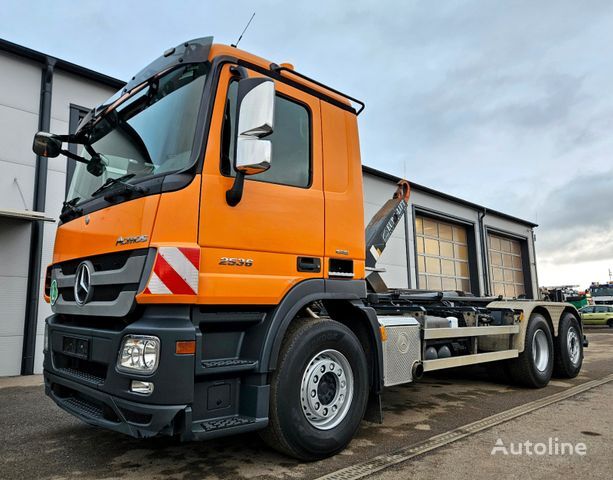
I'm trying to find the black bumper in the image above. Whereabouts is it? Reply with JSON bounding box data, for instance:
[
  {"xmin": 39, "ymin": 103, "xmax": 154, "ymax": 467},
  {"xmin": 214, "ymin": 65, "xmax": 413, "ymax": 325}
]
[
  {"xmin": 43, "ymin": 306, "xmax": 270, "ymax": 441},
  {"xmin": 44, "ymin": 371, "xmax": 190, "ymax": 438},
  {"xmin": 43, "ymin": 307, "xmax": 197, "ymax": 439}
]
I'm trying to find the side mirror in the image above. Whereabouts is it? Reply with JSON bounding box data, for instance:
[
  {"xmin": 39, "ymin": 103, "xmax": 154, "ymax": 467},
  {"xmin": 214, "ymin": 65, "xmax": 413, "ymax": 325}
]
[
  {"xmin": 235, "ymin": 77, "xmax": 274, "ymax": 174},
  {"xmin": 32, "ymin": 132, "xmax": 62, "ymax": 158},
  {"xmin": 226, "ymin": 77, "xmax": 275, "ymax": 206}
]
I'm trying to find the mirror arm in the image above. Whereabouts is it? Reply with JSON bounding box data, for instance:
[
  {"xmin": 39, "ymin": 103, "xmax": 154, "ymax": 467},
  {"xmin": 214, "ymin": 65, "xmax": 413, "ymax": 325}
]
[
  {"xmin": 225, "ymin": 171, "xmax": 246, "ymax": 207},
  {"xmin": 60, "ymin": 148, "xmax": 90, "ymax": 165},
  {"xmin": 230, "ymin": 65, "xmax": 248, "ymax": 79}
]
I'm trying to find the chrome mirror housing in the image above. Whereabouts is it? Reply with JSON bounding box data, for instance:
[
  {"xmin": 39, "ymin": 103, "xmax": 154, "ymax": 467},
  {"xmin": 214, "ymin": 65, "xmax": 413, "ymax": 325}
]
[{"xmin": 235, "ymin": 78, "xmax": 275, "ymax": 175}]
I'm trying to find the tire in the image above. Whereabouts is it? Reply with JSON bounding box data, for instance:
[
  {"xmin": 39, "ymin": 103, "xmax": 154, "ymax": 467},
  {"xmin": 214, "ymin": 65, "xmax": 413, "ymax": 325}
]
[
  {"xmin": 553, "ymin": 313, "xmax": 583, "ymax": 378},
  {"xmin": 607, "ymin": 319, "xmax": 613, "ymax": 328},
  {"xmin": 259, "ymin": 319, "xmax": 369, "ymax": 460},
  {"xmin": 508, "ymin": 313, "xmax": 553, "ymax": 388}
]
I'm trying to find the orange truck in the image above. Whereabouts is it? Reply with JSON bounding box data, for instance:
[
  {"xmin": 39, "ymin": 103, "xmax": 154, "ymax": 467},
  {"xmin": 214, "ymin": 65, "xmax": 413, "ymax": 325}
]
[{"xmin": 34, "ymin": 37, "xmax": 587, "ymax": 460}]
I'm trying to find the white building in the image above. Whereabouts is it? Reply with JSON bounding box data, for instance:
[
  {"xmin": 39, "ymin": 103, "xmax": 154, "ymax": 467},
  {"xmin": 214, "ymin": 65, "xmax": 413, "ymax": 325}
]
[{"xmin": 0, "ymin": 38, "xmax": 538, "ymax": 377}]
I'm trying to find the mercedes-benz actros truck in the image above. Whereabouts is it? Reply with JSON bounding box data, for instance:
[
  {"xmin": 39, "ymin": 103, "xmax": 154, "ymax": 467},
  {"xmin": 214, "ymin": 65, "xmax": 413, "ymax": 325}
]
[{"xmin": 34, "ymin": 37, "xmax": 587, "ymax": 460}]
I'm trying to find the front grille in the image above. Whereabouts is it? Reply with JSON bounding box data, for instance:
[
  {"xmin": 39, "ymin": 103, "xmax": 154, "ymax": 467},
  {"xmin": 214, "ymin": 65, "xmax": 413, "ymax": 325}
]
[
  {"xmin": 60, "ymin": 283, "xmax": 140, "ymax": 303},
  {"xmin": 56, "ymin": 367, "xmax": 105, "ymax": 385},
  {"xmin": 60, "ymin": 249, "xmax": 147, "ymax": 276},
  {"xmin": 53, "ymin": 352, "xmax": 107, "ymax": 384},
  {"xmin": 51, "ymin": 248, "xmax": 152, "ymax": 317}
]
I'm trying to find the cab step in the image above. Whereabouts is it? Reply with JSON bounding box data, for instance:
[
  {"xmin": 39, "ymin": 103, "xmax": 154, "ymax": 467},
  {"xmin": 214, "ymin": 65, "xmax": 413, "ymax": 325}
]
[
  {"xmin": 200, "ymin": 359, "xmax": 258, "ymax": 375},
  {"xmin": 191, "ymin": 415, "xmax": 267, "ymax": 440}
]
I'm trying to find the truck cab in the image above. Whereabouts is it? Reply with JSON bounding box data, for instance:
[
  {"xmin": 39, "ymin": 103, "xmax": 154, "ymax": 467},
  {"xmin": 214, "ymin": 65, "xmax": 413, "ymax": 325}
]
[
  {"xmin": 36, "ymin": 37, "xmax": 586, "ymax": 460},
  {"xmin": 39, "ymin": 37, "xmax": 368, "ymax": 451}
]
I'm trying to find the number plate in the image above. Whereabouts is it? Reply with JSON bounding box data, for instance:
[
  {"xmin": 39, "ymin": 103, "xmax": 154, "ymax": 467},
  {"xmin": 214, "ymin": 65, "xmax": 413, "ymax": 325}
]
[{"xmin": 62, "ymin": 335, "xmax": 90, "ymax": 359}]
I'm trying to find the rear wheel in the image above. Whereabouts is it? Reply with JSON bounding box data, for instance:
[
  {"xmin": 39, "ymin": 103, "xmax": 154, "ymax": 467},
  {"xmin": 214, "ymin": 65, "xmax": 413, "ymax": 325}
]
[
  {"xmin": 553, "ymin": 313, "xmax": 583, "ymax": 378},
  {"xmin": 259, "ymin": 319, "xmax": 369, "ymax": 460},
  {"xmin": 607, "ymin": 319, "xmax": 613, "ymax": 328},
  {"xmin": 508, "ymin": 314, "xmax": 553, "ymax": 388}
]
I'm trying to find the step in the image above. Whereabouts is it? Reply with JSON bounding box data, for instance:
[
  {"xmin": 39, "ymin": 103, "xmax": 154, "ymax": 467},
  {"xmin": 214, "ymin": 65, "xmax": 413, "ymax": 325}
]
[
  {"xmin": 191, "ymin": 415, "xmax": 267, "ymax": 440},
  {"xmin": 200, "ymin": 359, "xmax": 258, "ymax": 375}
]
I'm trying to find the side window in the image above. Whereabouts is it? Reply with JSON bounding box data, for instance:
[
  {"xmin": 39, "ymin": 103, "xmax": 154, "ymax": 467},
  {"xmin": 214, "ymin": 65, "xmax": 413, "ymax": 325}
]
[
  {"xmin": 582, "ymin": 306, "xmax": 594, "ymax": 313},
  {"xmin": 220, "ymin": 78, "xmax": 311, "ymax": 188},
  {"xmin": 595, "ymin": 306, "xmax": 607, "ymax": 313}
]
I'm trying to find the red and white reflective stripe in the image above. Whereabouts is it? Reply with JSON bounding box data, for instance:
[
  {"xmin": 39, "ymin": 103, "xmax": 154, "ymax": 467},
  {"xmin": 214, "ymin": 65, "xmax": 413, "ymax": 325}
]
[{"xmin": 144, "ymin": 247, "xmax": 200, "ymax": 295}]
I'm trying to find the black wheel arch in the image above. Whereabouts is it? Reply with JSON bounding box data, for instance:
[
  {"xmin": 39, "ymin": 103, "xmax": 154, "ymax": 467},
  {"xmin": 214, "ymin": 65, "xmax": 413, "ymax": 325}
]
[
  {"xmin": 530, "ymin": 306, "xmax": 555, "ymax": 336},
  {"xmin": 259, "ymin": 279, "xmax": 384, "ymax": 394}
]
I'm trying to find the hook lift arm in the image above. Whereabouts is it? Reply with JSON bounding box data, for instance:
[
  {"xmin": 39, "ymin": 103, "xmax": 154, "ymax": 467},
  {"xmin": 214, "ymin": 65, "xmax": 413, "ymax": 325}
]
[{"xmin": 364, "ymin": 180, "xmax": 410, "ymax": 293}]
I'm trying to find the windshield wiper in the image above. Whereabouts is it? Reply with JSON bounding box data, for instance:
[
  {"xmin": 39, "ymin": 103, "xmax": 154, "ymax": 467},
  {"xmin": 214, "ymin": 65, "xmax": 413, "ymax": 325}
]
[
  {"xmin": 91, "ymin": 173, "xmax": 148, "ymax": 199},
  {"xmin": 60, "ymin": 197, "xmax": 82, "ymax": 222},
  {"xmin": 91, "ymin": 173, "xmax": 137, "ymax": 197}
]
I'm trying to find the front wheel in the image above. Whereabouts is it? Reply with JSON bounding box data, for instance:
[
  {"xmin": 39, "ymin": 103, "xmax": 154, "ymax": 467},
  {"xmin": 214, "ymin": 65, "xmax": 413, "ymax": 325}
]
[
  {"xmin": 259, "ymin": 319, "xmax": 369, "ymax": 460},
  {"xmin": 508, "ymin": 313, "xmax": 553, "ymax": 388}
]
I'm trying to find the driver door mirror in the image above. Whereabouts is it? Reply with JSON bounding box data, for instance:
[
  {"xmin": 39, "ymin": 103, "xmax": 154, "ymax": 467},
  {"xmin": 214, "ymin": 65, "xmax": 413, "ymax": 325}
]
[
  {"xmin": 226, "ymin": 77, "xmax": 275, "ymax": 206},
  {"xmin": 235, "ymin": 77, "xmax": 274, "ymax": 174},
  {"xmin": 32, "ymin": 132, "xmax": 62, "ymax": 158}
]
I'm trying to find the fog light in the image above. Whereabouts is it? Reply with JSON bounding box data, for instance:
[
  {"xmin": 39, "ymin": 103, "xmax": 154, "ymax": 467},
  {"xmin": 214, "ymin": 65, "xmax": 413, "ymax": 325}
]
[
  {"xmin": 117, "ymin": 335, "xmax": 160, "ymax": 374},
  {"xmin": 131, "ymin": 380, "xmax": 154, "ymax": 395}
]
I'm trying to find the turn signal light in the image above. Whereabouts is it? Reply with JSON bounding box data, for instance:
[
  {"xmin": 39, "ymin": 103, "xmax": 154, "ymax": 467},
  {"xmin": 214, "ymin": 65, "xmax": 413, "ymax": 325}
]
[
  {"xmin": 176, "ymin": 340, "xmax": 196, "ymax": 355},
  {"xmin": 379, "ymin": 325, "xmax": 388, "ymax": 342}
]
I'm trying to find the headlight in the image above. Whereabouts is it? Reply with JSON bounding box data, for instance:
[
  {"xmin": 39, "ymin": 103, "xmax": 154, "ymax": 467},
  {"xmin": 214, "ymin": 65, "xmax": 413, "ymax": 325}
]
[{"xmin": 117, "ymin": 335, "xmax": 160, "ymax": 374}]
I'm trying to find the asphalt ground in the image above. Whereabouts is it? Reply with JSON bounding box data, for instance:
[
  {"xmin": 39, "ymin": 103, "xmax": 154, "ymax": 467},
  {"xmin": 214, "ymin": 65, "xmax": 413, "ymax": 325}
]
[{"xmin": 1, "ymin": 326, "xmax": 611, "ymax": 480}]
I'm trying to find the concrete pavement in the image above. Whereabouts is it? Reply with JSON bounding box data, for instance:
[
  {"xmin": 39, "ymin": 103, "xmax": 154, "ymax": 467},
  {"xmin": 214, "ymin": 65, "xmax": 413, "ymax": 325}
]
[{"xmin": 0, "ymin": 327, "xmax": 611, "ymax": 479}]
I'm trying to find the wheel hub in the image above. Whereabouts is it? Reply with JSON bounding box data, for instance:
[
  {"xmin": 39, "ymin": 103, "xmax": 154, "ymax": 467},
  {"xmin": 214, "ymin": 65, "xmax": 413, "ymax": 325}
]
[
  {"xmin": 532, "ymin": 329, "xmax": 550, "ymax": 372},
  {"xmin": 567, "ymin": 327, "xmax": 580, "ymax": 366},
  {"xmin": 317, "ymin": 372, "xmax": 337, "ymax": 405},
  {"xmin": 300, "ymin": 349, "xmax": 354, "ymax": 430}
]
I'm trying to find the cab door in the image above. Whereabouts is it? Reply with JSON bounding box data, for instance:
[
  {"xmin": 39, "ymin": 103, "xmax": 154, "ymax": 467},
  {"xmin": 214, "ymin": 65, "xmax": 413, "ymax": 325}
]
[
  {"xmin": 581, "ymin": 306, "xmax": 595, "ymax": 325},
  {"xmin": 198, "ymin": 64, "xmax": 324, "ymax": 305}
]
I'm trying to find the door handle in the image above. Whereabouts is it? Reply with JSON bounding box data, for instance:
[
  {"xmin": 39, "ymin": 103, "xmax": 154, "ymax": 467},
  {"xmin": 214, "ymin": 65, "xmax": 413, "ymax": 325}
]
[{"xmin": 297, "ymin": 257, "xmax": 321, "ymax": 273}]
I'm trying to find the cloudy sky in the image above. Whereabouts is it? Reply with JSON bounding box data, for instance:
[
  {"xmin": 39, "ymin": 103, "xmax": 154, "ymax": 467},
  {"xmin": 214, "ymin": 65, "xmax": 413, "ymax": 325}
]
[{"xmin": 4, "ymin": 0, "xmax": 613, "ymax": 289}]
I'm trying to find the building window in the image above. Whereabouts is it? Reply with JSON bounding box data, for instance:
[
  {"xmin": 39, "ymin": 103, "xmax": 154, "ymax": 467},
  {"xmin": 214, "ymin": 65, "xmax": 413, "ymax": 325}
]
[
  {"xmin": 415, "ymin": 216, "xmax": 471, "ymax": 292},
  {"xmin": 221, "ymin": 81, "xmax": 311, "ymax": 188},
  {"xmin": 488, "ymin": 233, "xmax": 525, "ymax": 298}
]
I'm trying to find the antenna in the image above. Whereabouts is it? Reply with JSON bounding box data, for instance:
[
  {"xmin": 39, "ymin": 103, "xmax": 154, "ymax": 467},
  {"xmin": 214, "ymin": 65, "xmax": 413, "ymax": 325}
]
[{"xmin": 232, "ymin": 12, "xmax": 256, "ymax": 48}]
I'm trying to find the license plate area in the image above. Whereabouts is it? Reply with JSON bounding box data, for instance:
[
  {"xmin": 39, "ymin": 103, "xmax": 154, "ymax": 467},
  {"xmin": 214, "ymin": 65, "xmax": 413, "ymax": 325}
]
[{"xmin": 62, "ymin": 335, "xmax": 90, "ymax": 359}]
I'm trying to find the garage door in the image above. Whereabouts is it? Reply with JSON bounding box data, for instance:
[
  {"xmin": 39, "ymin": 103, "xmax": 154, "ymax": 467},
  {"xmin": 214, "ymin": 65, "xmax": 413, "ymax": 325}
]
[
  {"xmin": 488, "ymin": 233, "xmax": 525, "ymax": 298},
  {"xmin": 415, "ymin": 216, "xmax": 471, "ymax": 292}
]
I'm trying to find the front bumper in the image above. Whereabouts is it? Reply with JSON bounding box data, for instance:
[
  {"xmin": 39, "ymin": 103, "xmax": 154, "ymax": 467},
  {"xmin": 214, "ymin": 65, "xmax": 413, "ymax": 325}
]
[
  {"xmin": 44, "ymin": 371, "xmax": 190, "ymax": 438},
  {"xmin": 43, "ymin": 307, "xmax": 196, "ymax": 439}
]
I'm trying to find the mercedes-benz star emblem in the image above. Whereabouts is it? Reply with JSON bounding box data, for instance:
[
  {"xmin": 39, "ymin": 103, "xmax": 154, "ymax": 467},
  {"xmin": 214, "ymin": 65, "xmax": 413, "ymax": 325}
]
[{"xmin": 74, "ymin": 262, "xmax": 93, "ymax": 306}]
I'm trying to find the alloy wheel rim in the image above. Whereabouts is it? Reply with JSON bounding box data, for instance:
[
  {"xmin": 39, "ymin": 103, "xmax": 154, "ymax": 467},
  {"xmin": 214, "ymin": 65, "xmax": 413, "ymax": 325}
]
[
  {"xmin": 300, "ymin": 349, "xmax": 354, "ymax": 430},
  {"xmin": 532, "ymin": 329, "xmax": 550, "ymax": 372},
  {"xmin": 567, "ymin": 327, "xmax": 581, "ymax": 366}
]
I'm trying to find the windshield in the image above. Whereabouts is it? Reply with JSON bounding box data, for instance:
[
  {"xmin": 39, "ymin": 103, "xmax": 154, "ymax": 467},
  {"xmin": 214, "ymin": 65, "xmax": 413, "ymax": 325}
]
[
  {"xmin": 591, "ymin": 286, "xmax": 613, "ymax": 297},
  {"xmin": 66, "ymin": 62, "xmax": 208, "ymax": 203}
]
